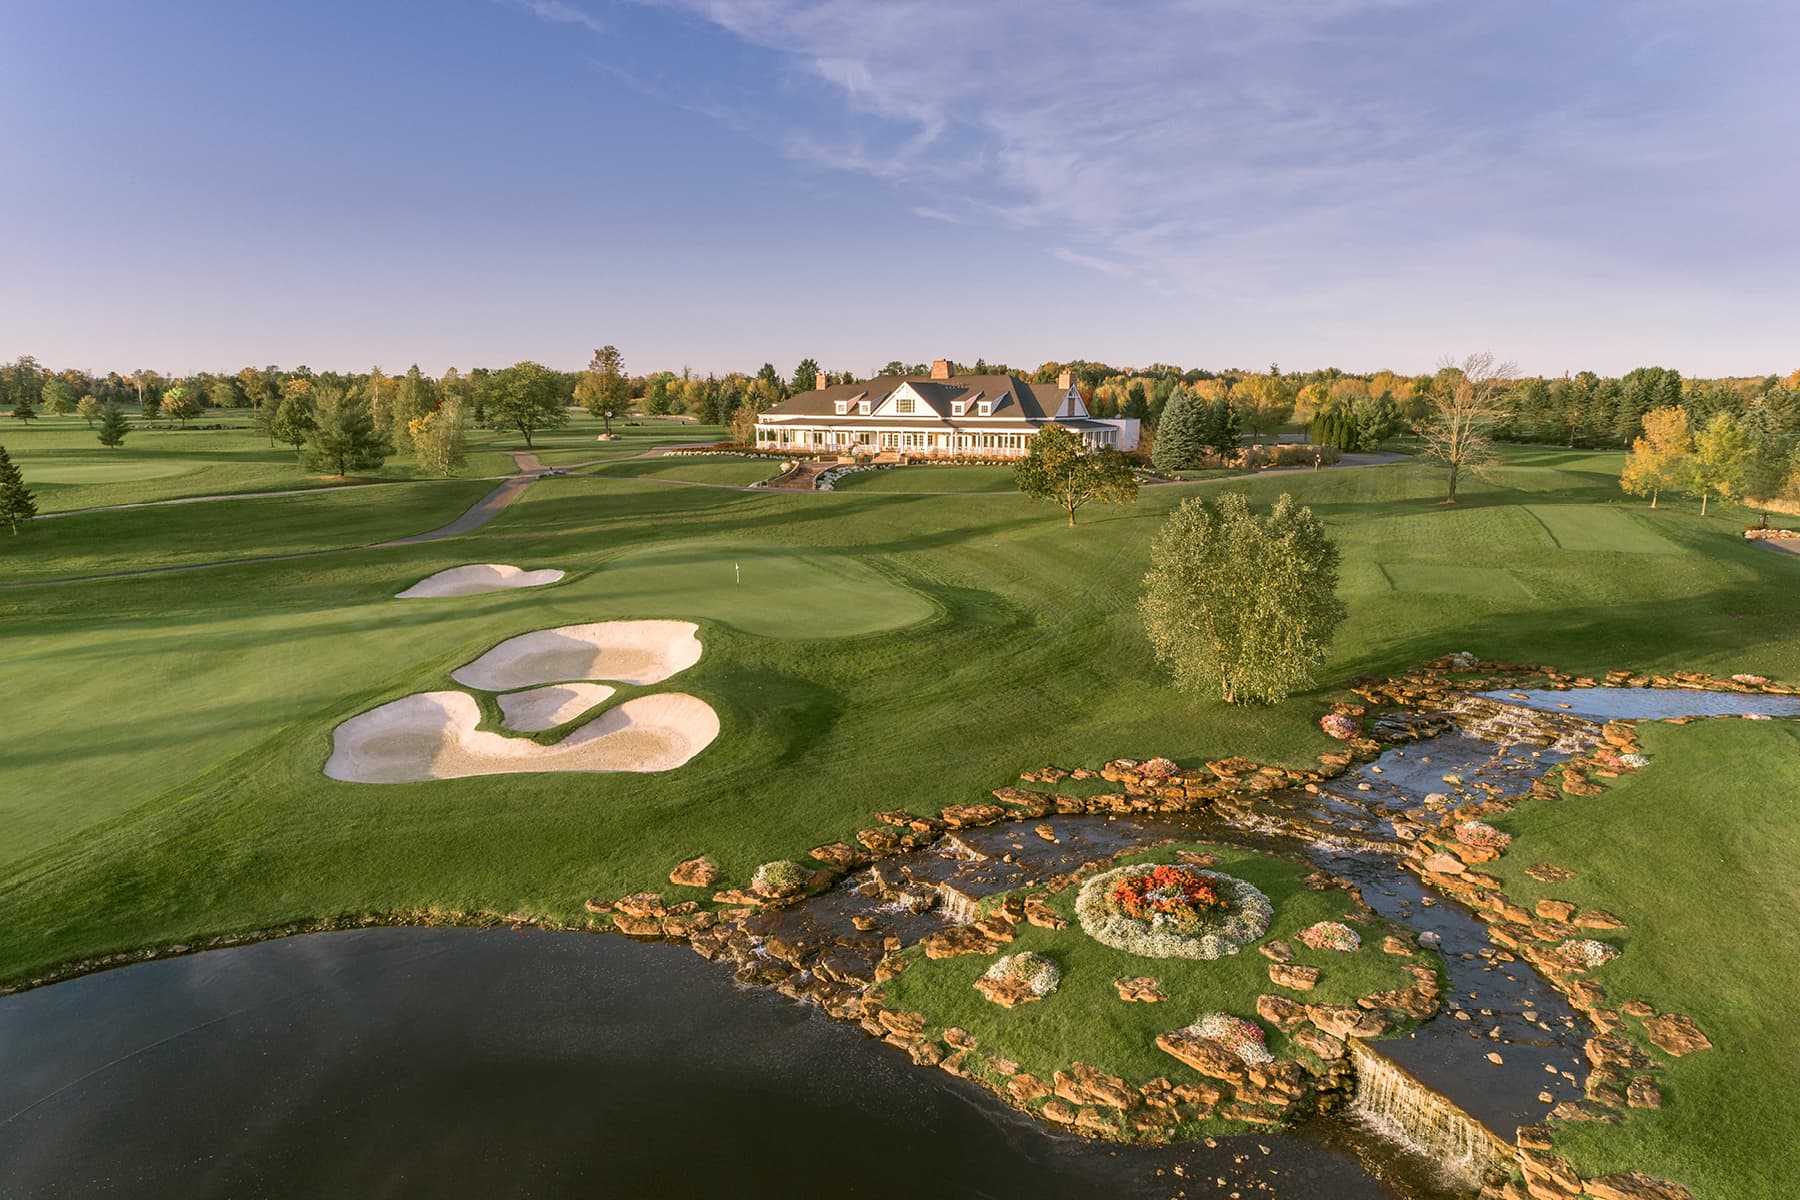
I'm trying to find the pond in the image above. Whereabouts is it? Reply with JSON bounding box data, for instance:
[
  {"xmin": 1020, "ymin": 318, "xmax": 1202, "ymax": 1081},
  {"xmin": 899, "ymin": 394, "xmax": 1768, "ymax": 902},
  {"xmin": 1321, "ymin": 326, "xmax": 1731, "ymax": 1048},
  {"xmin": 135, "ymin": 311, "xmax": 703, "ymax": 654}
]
[
  {"xmin": 1479, "ymin": 686, "xmax": 1800, "ymax": 721},
  {"xmin": 0, "ymin": 926, "xmax": 1413, "ymax": 1199}
]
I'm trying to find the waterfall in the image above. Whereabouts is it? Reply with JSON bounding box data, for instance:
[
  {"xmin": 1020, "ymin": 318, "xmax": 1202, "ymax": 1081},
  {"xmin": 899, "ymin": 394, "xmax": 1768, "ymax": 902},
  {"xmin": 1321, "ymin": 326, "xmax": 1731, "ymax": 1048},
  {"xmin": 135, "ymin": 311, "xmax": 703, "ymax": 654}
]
[
  {"xmin": 935, "ymin": 882, "xmax": 983, "ymax": 925},
  {"xmin": 1345, "ymin": 1042, "xmax": 1512, "ymax": 1189}
]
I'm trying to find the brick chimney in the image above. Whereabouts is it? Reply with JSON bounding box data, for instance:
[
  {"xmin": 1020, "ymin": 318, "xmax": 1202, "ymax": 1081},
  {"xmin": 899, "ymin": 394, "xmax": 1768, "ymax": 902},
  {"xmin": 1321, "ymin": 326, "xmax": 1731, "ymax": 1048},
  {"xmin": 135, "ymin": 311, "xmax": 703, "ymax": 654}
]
[
  {"xmin": 930, "ymin": 358, "xmax": 951, "ymax": 380},
  {"xmin": 1057, "ymin": 368, "xmax": 1074, "ymax": 390},
  {"xmin": 815, "ymin": 369, "xmax": 828, "ymax": 392}
]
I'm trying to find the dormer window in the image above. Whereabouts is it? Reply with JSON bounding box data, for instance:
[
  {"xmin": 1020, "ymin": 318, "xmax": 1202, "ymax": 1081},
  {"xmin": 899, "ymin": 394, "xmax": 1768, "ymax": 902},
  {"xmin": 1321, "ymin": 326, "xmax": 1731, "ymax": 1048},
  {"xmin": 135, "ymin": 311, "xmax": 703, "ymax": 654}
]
[
  {"xmin": 951, "ymin": 401, "xmax": 966, "ymax": 416},
  {"xmin": 858, "ymin": 400, "xmax": 870, "ymax": 414},
  {"xmin": 978, "ymin": 401, "xmax": 992, "ymax": 416},
  {"xmin": 834, "ymin": 401, "xmax": 848, "ymax": 414}
]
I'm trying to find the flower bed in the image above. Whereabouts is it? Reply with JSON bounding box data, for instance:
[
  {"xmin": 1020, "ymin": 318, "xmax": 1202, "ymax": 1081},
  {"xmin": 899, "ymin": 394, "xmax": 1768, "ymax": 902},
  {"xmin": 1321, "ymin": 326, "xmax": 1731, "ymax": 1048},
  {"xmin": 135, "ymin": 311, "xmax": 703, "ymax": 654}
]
[
  {"xmin": 1075, "ymin": 863, "xmax": 1272, "ymax": 960},
  {"xmin": 1558, "ymin": 938, "xmax": 1620, "ymax": 969},
  {"xmin": 1454, "ymin": 820, "xmax": 1512, "ymax": 851},
  {"xmin": 1743, "ymin": 527, "xmax": 1799, "ymax": 541},
  {"xmin": 1180, "ymin": 1012, "xmax": 1274, "ymax": 1065},
  {"xmin": 1296, "ymin": 920, "xmax": 1362, "ymax": 952},
  {"xmin": 1319, "ymin": 712, "xmax": 1358, "ymax": 741}
]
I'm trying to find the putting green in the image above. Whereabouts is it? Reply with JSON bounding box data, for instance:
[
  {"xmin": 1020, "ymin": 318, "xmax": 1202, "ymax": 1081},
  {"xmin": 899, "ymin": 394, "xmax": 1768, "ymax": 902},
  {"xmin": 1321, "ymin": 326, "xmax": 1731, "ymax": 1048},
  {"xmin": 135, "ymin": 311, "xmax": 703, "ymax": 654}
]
[
  {"xmin": 590, "ymin": 541, "xmax": 936, "ymax": 638},
  {"xmin": 1526, "ymin": 505, "xmax": 1679, "ymax": 554},
  {"xmin": 24, "ymin": 460, "xmax": 198, "ymax": 485}
]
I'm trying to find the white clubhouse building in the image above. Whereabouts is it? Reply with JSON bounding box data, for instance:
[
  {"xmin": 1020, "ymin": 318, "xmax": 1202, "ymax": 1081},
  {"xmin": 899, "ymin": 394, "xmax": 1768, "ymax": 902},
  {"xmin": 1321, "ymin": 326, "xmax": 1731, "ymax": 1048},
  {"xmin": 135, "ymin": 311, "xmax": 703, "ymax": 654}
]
[{"xmin": 753, "ymin": 361, "xmax": 1136, "ymax": 458}]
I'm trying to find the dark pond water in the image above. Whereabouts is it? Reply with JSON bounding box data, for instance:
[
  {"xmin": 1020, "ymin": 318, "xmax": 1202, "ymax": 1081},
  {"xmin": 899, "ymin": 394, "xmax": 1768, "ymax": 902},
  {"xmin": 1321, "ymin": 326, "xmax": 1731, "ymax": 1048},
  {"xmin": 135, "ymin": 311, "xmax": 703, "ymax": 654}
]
[
  {"xmin": 1478, "ymin": 686, "xmax": 1800, "ymax": 721},
  {"xmin": 0, "ymin": 927, "xmax": 1416, "ymax": 1200}
]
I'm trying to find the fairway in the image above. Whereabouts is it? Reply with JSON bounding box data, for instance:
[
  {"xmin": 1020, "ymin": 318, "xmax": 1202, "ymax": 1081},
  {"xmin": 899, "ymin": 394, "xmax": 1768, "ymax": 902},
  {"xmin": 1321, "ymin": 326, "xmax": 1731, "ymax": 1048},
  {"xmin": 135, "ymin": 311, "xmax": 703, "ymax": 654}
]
[
  {"xmin": 832, "ymin": 464, "xmax": 1019, "ymax": 492},
  {"xmin": 1525, "ymin": 504, "xmax": 1681, "ymax": 554},
  {"xmin": 587, "ymin": 455, "xmax": 781, "ymax": 486}
]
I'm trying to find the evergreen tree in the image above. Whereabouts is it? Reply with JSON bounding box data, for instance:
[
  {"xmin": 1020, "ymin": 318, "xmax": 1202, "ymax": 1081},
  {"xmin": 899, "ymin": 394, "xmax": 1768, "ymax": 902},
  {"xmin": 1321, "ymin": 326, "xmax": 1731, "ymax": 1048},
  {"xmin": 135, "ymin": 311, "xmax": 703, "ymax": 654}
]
[
  {"xmin": 1205, "ymin": 397, "xmax": 1242, "ymax": 463},
  {"xmin": 1151, "ymin": 386, "xmax": 1202, "ymax": 470},
  {"xmin": 9, "ymin": 391, "xmax": 35, "ymax": 422},
  {"xmin": 303, "ymin": 386, "xmax": 391, "ymax": 476},
  {"xmin": 1122, "ymin": 381, "xmax": 1150, "ymax": 422},
  {"xmin": 96, "ymin": 403, "xmax": 129, "ymax": 448},
  {"xmin": 791, "ymin": 358, "xmax": 823, "ymax": 393},
  {"xmin": 0, "ymin": 444, "xmax": 36, "ymax": 533}
]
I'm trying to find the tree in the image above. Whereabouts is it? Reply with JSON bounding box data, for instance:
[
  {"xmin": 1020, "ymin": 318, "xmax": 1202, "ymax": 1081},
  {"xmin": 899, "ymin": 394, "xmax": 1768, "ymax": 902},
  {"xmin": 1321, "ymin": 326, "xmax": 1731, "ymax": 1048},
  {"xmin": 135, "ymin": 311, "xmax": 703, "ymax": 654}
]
[
  {"xmin": 575, "ymin": 345, "xmax": 629, "ymax": 432},
  {"xmin": 160, "ymin": 385, "xmax": 202, "ymax": 427},
  {"xmin": 207, "ymin": 376, "xmax": 241, "ymax": 409},
  {"xmin": 9, "ymin": 390, "xmax": 35, "ymax": 422},
  {"xmin": 1687, "ymin": 410, "xmax": 1752, "ymax": 516},
  {"xmin": 791, "ymin": 358, "xmax": 822, "ymax": 393},
  {"xmin": 1150, "ymin": 385, "xmax": 1202, "ymax": 471},
  {"xmin": 237, "ymin": 366, "xmax": 275, "ymax": 411},
  {"xmin": 1203, "ymin": 396, "xmax": 1242, "ymax": 464},
  {"xmin": 1417, "ymin": 352, "xmax": 1515, "ymax": 503},
  {"xmin": 0, "ymin": 445, "xmax": 36, "ymax": 533},
  {"xmin": 1619, "ymin": 406, "xmax": 1692, "ymax": 508},
  {"xmin": 40, "ymin": 378, "xmax": 75, "ymax": 416},
  {"xmin": 76, "ymin": 394, "xmax": 100, "ymax": 428},
  {"xmin": 1122, "ymin": 381, "xmax": 1150, "ymax": 422},
  {"xmin": 390, "ymin": 365, "xmax": 436, "ymax": 453},
  {"xmin": 1013, "ymin": 424, "xmax": 1139, "ymax": 526},
  {"xmin": 270, "ymin": 395, "xmax": 314, "ymax": 455},
  {"xmin": 409, "ymin": 399, "xmax": 467, "ymax": 477},
  {"xmin": 1139, "ymin": 492, "xmax": 1346, "ymax": 705},
  {"xmin": 491, "ymin": 361, "xmax": 570, "ymax": 448},
  {"xmin": 302, "ymin": 386, "xmax": 391, "ymax": 476},
  {"xmin": 96, "ymin": 402, "xmax": 130, "ymax": 448},
  {"xmin": 1232, "ymin": 373, "xmax": 1294, "ymax": 436}
]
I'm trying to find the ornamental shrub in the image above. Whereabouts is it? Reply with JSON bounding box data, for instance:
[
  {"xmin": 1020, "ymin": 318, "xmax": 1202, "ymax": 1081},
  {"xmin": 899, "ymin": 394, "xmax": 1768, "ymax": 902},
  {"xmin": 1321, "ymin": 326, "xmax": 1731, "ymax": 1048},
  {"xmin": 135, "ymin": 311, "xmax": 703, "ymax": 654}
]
[{"xmin": 751, "ymin": 859, "xmax": 806, "ymax": 897}]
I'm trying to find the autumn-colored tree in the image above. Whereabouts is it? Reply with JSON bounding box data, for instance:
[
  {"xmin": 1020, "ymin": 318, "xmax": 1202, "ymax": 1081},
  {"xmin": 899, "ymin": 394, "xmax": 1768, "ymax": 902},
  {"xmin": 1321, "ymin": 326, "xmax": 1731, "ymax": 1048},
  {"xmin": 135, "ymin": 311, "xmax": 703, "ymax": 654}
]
[
  {"xmin": 1417, "ymin": 353, "xmax": 1516, "ymax": 503},
  {"xmin": 1619, "ymin": 406, "xmax": 1692, "ymax": 508},
  {"xmin": 409, "ymin": 399, "xmax": 467, "ymax": 477},
  {"xmin": 575, "ymin": 345, "xmax": 629, "ymax": 432},
  {"xmin": 1687, "ymin": 411, "xmax": 1751, "ymax": 515},
  {"xmin": 76, "ymin": 394, "xmax": 100, "ymax": 428},
  {"xmin": 1013, "ymin": 424, "xmax": 1139, "ymax": 526},
  {"xmin": 160, "ymin": 385, "xmax": 201, "ymax": 426},
  {"xmin": 1231, "ymin": 373, "xmax": 1294, "ymax": 436}
]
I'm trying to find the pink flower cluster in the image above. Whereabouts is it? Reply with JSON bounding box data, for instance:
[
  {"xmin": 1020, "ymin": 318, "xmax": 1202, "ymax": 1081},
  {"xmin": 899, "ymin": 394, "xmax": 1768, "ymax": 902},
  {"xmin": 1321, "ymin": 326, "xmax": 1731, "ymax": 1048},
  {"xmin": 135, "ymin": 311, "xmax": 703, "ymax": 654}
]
[
  {"xmin": 1319, "ymin": 713, "xmax": 1358, "ymax": 741},
  {"xmin": 1297, "ymin": 920, "xmax": 1362, "ymax": 952},
  {"xmin": 1189, "ymin": 1013, "xmax": 1274, "ymax": 1064},
  {"xmin": 1453, "ymin": 820, "xmax": 1511, "ymax": 850},
  {"xmin": 1138, "ymin": 757, "xmax": 1180, "ymax": 778}
]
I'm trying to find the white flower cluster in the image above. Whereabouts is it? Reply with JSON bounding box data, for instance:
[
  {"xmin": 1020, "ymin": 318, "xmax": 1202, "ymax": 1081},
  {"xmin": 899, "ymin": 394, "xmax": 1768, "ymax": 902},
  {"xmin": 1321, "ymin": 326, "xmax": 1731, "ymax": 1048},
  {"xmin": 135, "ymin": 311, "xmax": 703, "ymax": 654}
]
[
  {"xmin": 1184, "ymin": 1012, "xmax": 1274, "ymax": 1064},
  {"xmin": 983, "ymin": 951, "xmax": 1062, "ymax": 997},
  {"xmin": 1559, "ymin": 938, "xmax": 1620, "ymax": 969},
  {"xmin": 1075, "ymin": 865, "xmax": 1274, "ymax": 961}
]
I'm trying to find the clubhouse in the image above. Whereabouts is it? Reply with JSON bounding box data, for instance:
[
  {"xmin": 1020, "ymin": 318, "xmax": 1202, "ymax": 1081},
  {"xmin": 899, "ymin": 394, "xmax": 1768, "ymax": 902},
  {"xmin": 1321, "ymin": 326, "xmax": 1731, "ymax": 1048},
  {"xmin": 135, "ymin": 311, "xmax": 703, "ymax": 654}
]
[{"xmin": 752, "ymin": 360, "xmax": 1136, "ymax": 458}]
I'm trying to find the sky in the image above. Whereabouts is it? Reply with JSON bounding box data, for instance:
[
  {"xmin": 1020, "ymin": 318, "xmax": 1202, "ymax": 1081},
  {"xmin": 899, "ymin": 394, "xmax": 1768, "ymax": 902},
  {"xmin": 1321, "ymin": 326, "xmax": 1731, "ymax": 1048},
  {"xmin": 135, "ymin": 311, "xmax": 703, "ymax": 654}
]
[{"xmin": 2, "ymin": 0, "xmax": 1796, "ymax": 379}]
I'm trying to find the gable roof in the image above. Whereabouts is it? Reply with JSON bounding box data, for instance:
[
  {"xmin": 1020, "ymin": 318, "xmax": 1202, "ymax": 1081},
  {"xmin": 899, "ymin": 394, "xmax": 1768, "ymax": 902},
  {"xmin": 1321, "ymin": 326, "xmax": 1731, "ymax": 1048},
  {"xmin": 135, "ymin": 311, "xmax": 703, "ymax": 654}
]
[{"xmin": 760, "ymin": 373, "xmax": 1075, "ymax": 423}]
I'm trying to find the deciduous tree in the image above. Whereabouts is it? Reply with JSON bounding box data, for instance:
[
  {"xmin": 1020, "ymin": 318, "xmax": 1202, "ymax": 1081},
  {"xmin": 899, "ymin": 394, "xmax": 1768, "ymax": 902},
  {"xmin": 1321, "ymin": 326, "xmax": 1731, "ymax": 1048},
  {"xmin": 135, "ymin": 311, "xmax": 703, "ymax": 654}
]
[
  {"xmin": 0, "ymin": 445, "xmax": 36, "ymax": 533},
  {"xmin": 1417, "ymin": 352, "xmax": 1515, "ymax": 503},
  {"xmin": 576, "ymin": 345, "xmax": 629, "ymax": 432},
  {"xmin": 491, "ymin": 361, "xmax": 570, "ymax": 448},
  {"xmin": 1619, "ymin": 406, "xmax": 1691, "ymax": 508},
  {"xmin": 408, "ymin": 399, "xmax": 467, "ymax": 477},
  {"xmin": 1014, "ymin": 424, "xmax": 1139, "ymax": 526},
  {"xmin": 40, "ymin": 378, "xmax": 75, "ymax": 416},
  {"xmin": 76, "ymin": 394, "xmax": 100, "ymax": 428},
  {"xmin": 1140, "ymin": 492, "xmax": 1345, "ymax": 705},
  {"xmin": 160, "ymin": 385, "xmax": 201, "ymax": 427}
]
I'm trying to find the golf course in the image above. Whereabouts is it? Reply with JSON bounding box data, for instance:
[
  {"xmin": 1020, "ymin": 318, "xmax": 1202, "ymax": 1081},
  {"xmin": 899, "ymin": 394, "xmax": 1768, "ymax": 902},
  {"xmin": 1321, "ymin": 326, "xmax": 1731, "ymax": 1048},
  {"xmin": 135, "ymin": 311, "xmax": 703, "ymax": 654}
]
[{"xmin": 2, "ymin": 427, "xmax": 1797, "ymax": 1199}]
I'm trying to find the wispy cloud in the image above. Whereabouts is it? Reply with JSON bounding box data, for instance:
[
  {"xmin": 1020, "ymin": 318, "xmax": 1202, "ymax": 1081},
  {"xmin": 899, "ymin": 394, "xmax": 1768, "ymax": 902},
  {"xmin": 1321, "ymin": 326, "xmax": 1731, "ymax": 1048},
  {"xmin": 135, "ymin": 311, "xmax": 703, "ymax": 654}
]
[
  {"xmin": 1053, "ymin": 247, "xmax": 1134, "ymax": 277},
  {"xmin": 509, "ymin": 0, "xmax": 603, "ymax": 34}
]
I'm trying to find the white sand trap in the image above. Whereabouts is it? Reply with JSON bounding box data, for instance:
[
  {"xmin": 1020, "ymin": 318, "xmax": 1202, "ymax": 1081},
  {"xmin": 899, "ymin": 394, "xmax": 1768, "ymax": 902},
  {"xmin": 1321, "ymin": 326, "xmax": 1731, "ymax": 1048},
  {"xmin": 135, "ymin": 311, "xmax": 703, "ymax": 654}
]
[
  {"xmin": 324, "ymin": 690, "xmax": 720, "ymax": 783},
  {"xmin": 396, "ymin": 564, "xmax": 565, "ymax": 599},
  {"xmin": 498, "ymin": 682, "xmax": 616, "ymax": 732},
  {"xmin": 452, "ymin": 620, "xmax": 703, "ymax": 690}
]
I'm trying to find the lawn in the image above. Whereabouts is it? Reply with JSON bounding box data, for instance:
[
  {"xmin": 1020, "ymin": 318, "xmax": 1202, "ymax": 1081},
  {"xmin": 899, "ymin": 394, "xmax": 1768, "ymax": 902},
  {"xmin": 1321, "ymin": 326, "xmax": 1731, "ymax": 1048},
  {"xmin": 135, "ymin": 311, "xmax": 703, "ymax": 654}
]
[
  {"xmin": 831, "ymin": 464, "xmax": 1021, "ymax": 492},
  {"xmin": 584, "ymin": 455, "xmax": 780, "ymax": 486},
  {"xmin": 1481, "ymin": 718, "xmax": 1800, "ymax": 1200},
  {"xmin": 877, "ymin": 842, "xmax": 1423, "ymax": 1085}
]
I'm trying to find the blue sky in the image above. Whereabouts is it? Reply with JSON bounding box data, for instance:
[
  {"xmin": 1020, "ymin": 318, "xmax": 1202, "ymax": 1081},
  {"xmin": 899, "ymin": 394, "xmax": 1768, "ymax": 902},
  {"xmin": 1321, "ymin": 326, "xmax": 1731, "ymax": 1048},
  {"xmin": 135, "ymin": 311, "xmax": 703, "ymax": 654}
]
[{"xmin": 2, "ymin": 0, "xmax": 1794, "ymax": 378}]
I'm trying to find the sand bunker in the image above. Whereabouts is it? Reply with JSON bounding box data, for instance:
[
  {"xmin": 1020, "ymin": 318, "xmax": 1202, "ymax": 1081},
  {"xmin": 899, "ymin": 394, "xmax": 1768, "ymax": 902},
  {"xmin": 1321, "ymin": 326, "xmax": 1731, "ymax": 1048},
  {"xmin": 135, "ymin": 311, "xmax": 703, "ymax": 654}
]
[
  {"xmin": 452, "ymin": 620, "xmax": 703, "ymax": 690},
  {"xmin": 498, "ymin": 683, "xmax": 616, "ymax": 732},
  {"xmin": 397, "ymin": 564, "xmax": 565, "ymax": 599},
  {"xmin": 324, "ymin": 690, "xmax": 720, "ymax": 783}
]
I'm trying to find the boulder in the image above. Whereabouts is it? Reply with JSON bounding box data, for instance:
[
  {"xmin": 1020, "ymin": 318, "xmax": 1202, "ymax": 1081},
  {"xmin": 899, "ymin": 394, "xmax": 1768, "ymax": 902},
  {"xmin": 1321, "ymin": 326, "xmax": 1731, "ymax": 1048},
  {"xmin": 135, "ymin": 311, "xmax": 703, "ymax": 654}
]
[
  {"xmin": 1114, "ymin": 976, "xmax": 1166, "ymax": 1003},
  {"xmin": 1575, "ymin": 909, "xmax": 1627, "ymax": 930},
  {"xmin": 809, "ymin": 842, "xmax": 857, "ymax": 868},
  {"xmin": 1054, "ymin": 1062, "xmax": 1140, "ymax": 1110},
  {"xmin": 921, "ymin": 926, "xmax": 997, "ymax": 959},
  {"xmin": 1642, "ymin": 1012, "xmax": 1711, "ymax": 1056},
  {"xmin": 1292, "ymin": 1025, "xmax": 1345, "ymax": 1061},
  {"xmin": 1024, "ymin": 895, "xmax": 1068, "ymax": 930},
  {"xmin": 973, "ymin": 975, "xmax": 1041, "ymax": 1008},
  {"xmin": 669, "ymin": 857, "xmax": 722, "ymax": 888},
  {"xmin": 1269, "ymin": 963, "xmax": 1321, "ymax": 991},
  {"xmin": 1535, "ymin": 898, "xmax": 1577, "ymax": 922},
  {"xmin": 1582, "ymin": 1173, "xmax": 1692, "ymax": 1200},
  {"xmin": 1421, "ymin": 852, "xmax": 1466, "ymax": 875},
  {"xmin": 1626, "ymin": 1075, "xmax": 1661, "ymax": 1109},
  {"xmin": 1008, "ymin": 1072, "xmax": 1051, "ymax": 1103},
  {"xmin": 1260, "ymin": 939, "xmax": 1295, "ymax": 963},
  {"xmin": 1256, "ymin": 994, "xmax": 1308, "ymax": 1032},
  {"xmin": 1154, "ymin": 1029, "xmax": 1248, "ymax": 1084}
]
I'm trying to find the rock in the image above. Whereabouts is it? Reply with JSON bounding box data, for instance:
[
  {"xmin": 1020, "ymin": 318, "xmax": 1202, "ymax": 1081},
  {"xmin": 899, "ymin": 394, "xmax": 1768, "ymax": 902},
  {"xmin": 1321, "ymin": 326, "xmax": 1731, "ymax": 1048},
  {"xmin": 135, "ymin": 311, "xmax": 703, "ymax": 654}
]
[
  {"xmin": 669, "ymin": 856, "xmax": 722, "ymax": 888},
  {"xmin": 1535, "ymin": 899, "xmax": 1577, "ymax": 921},
  {"xmin": 810, "ymin": 842, "xmax": 857, "ymax": 868},
  {"xmin": 1007, "ymin": 1070, "xmax": 1052, "ymax": 1101},
  {"xmin": 1626, "ymin": 1075, "xmax": 1661, "ymax": 1109},
  {"xmin": 1054, "ymin": 1062, "xmax": 1140, "ymax": 1110},
  {"xmin": 1114, "ymin": 976, "xmax": 1166, "ymax": 1003},
  {"xmin": 1642, "ymin": 1012, "xmax": 1711, "ymax": 1056},
  {"xmin": 582, "ymin": 897, "xmax": 610, "ymax": 914},
  {"xmin": 1585, "ymin": 1035, "xmax": 1653, "ymax": 1071},
  {"xmin": 1269, "ymin": 963, "xmax": 1321, "ymax": 991},
  {"xmin": 1306, "ymin": 1003, "xmax": 1384, "ymax": 1039},
  {"xmin": 973, "ymin": 975, "xmax": 1041, "ymax": 1008},
  {"xmin": 1256, "ymin": 994, "xmax": 1308, "ymax": 1032},
  {"xmin": 920, "ymin": 925, "xmax": 997, "ymax": 959},
  {"xmin": 941, "ymin": 802, "xmax": 1005, "ymax": 829},
  {"xmin": 1039, "ymin": 1099, "xmax": 1076, "ymax": 1124},
  {"xmin": 610, "ymin": 912, "xmax": 664, "ymax": 937},
  {"xmin": 1154, "ymin": 1029, "xmax": 1248, "ymax": 1084},
  {"xmin": 1292, "ymin": 1025, "xmax": 1345, "ymax": 1061},
  {"xmin": 1518, "ymin": 1148, "xmax": 1583, "ymax": 1199},
  {"xmin": 1260, "ymin": 939, "xmax": 1295, "ymax": 963},
  {"xmin": 989, "ymin": 1055, "xmax": 1020, "ymax": 1076},
  {"xmin": 851, "ymin": 915, "xmax": 878, "ymax": 932},
  {"xmin": 1035, "ymin": 823, "xmax": 1058, "ymax": 841},
  {"xmin": 1620, "ymin": 1000, "xmax": 1653, "ymax": 1018},
  {"xmin": 711, "ymin": 888, "xmax": 764, "ymax": 907},
  {"xmin": 1382, "ymin": 935, "xmax": 1415, "ymax": 957},
  {"xmin": 1422, "ymin": 852, "xmax": 1466, "ymax": 875},
  {"xmin": 613, "ymin": 892, "xmax": 666, "ymax": 919},
  {"xmin": 1582, "ymin": 1172, "xmax": 1692, "ymax": 1200},
  {"xmin": 1487, "ymin": 1051, "xmax": 1504, "ymax": 1065},
  {"xmin": 1527, "ymin": 863, "xmax": 1578, "ymax": 883},
  {"xmin": 1023, "ymin": 895, "xmax": 1068, "ymax": 930},
  {"xmin": 1575, "ymin": 909, "xmax": 1627, "ymax": 930}
]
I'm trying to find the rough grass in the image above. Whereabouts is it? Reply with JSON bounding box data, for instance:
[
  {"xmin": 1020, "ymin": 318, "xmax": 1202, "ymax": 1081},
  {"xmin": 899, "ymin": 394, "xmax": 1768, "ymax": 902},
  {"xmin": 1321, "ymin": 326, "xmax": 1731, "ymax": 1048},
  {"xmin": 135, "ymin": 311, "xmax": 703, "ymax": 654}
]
[
  {"xmin": 1481, "ymin": 719, "xmax": 1800, "ymax": 1200},
  {"xmin": 876, "ymin": 843, "xmax": 1421, "ymax": 1084}
]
